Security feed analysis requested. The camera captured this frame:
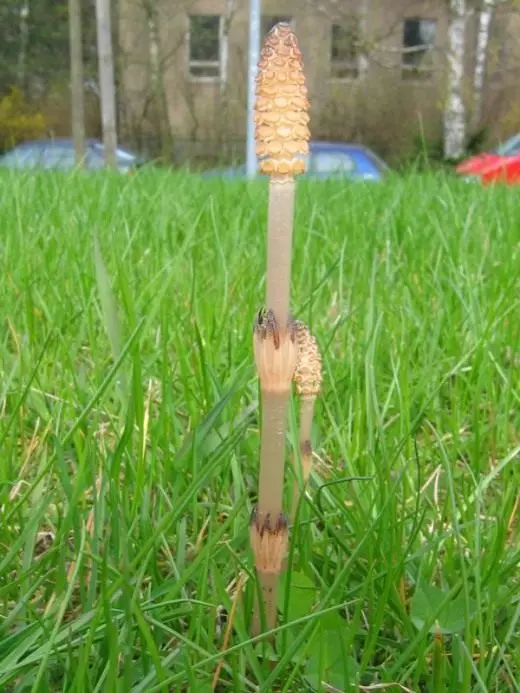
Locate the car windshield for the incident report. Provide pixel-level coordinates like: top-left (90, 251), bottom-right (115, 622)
top-left (91, 142), bottom-right (142, 165)
top-left (495, 133), bottom-right (520, 156)
top-left (0, 146), bottom-right (42, 167)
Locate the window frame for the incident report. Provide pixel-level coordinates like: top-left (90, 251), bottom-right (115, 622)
top-left (329, 22), bottom-right (361, 82)
top-left (401, 17), bottom-right (437, 82)
top-left (187, 14), bottom-right (223, 82)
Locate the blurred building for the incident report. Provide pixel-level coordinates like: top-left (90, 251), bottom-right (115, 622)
top-left (118, 0), bottom-right (520, 163)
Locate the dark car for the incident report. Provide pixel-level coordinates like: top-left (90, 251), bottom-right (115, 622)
top-left (0, 138), bottom-right (146, 173)
top-left (203, 141), bottom-right (389, 181)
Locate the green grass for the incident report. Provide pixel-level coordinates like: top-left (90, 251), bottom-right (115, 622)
top-left (0, 168), bottom-right (518, 692)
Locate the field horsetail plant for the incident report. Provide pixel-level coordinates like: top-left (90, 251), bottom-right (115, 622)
top-left (249, 22), bottom-right (319, 636)
top-left (292, 321), bottom-right (322, 517)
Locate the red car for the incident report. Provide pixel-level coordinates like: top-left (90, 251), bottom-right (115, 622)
top-left (456, 133), bottom-right (520, 185)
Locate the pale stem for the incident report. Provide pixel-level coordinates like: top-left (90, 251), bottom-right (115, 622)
top-left (299, 396), bottom-right (315, 453)
top-left (292, 396), bottom-right (316, 516)
top-left (253, 390), bottom-right (290, 633)
top-left (251, 571), bottom-right (278, 636)
top-left (258, 391), bottom-right (290, 520)
top-left (266, 178), bottom-right (295, 327)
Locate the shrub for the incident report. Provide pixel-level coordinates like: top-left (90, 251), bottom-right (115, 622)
top-left (0, 87), bottom-right (46, 152)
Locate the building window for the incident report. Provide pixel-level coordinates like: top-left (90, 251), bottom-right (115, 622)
top-left (330, 23), bottom-right (360, 80)
top-left (402, 18), bottom-right (436, 81)
top-left (262, 15), bottom-right (293, 38)
top-left (188, 15), bottom-right (221, 79)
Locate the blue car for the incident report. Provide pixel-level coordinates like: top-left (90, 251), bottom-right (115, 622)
top-left (0, 138), bottom-right (146, 173)
top-left (203, 141), bottom-right (389, 181)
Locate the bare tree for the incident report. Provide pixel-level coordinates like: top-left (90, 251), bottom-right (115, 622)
top-left (471, 0), bottom-right (494, 132)
top-left (69, 0), bottom-right (85, 165)
top-left (142, 0), bottom-right (171, 159)
top-left (443, 0), bottom-right (467, 159)
top-left (220, 0), bottom-right (235, 93)
top-left (358, 0), bottom-right (369, 78)
top-left (17, 1), bottom-right (29, 89)
top-left (117, 0), bottom-right (213, 159)
top-left (306, 0), bottom-right (412, 70)
top-left (115, 0), bottom-right (520, 164)
top-left (96, 0), bottom-right (117, 167)
top-left (469, 0), bottom-right (520, 132)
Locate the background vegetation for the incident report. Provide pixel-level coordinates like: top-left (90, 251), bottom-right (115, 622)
top-left (1, 0), bottom-right (520, 167)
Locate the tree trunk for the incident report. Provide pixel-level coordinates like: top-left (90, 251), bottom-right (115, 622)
top-left (358, 0), bottom-right (369, 79)
top-left (354, 0), bottom-right (370, 142)
top-left (471, 0), bottom-right (494, 133)
top-left (146, 5), bottom-right (171, 161)
top-left (220, 0), bottom-right (234, 95)
top-left (216, 0), bottom-right (234, 154)
top-left (69, 0), bottom-right (85, 166)
top-left (95, 0), bottom-right (117, 167)
top-left (443, 0), bottom-right (467, 160)
top-left (17, 1), bottom-right (29, 91)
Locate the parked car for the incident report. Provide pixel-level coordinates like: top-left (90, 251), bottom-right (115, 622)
top-left (456, 132), bottom-right (520, 185)
top-left (0, 138), bottom-right (146, 173)
top-left (203, 141), bottom-right (389, 181)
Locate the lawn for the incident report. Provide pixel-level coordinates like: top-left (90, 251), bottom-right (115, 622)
top-left (0, 169), bottom-right (518, 692)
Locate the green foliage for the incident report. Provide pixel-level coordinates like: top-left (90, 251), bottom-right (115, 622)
top-left (410, 584), bottom-right (477, 635)
top-left (465, 126), bottom-right (489, 156)
top-left (0, 87), bottom-right (46, 151)
top-left (93, 233), bottom-right (126, 398)
top-left (0, 0), bottom-right (97, 95)
top-left (401, 133), bottom-right (446, 172)
top-left (404, 125), bottom-right (491, 173)
top-left (0, 169), bottom-right (518, 691)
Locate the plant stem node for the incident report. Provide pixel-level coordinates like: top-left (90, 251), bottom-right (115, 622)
top-left (254, 309), bottom-right (297, 393)
top-left (249, 506), bottom-right (289, 574)
top-left (300, 439), bottom-right (312, 457)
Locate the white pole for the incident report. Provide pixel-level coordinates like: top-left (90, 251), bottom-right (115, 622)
top-left (95, 0), bottom-right (117, 168)
top-left (69, 0), bottom-right (85, 166)
top-left (246, 0), bottom-right (261, 178)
